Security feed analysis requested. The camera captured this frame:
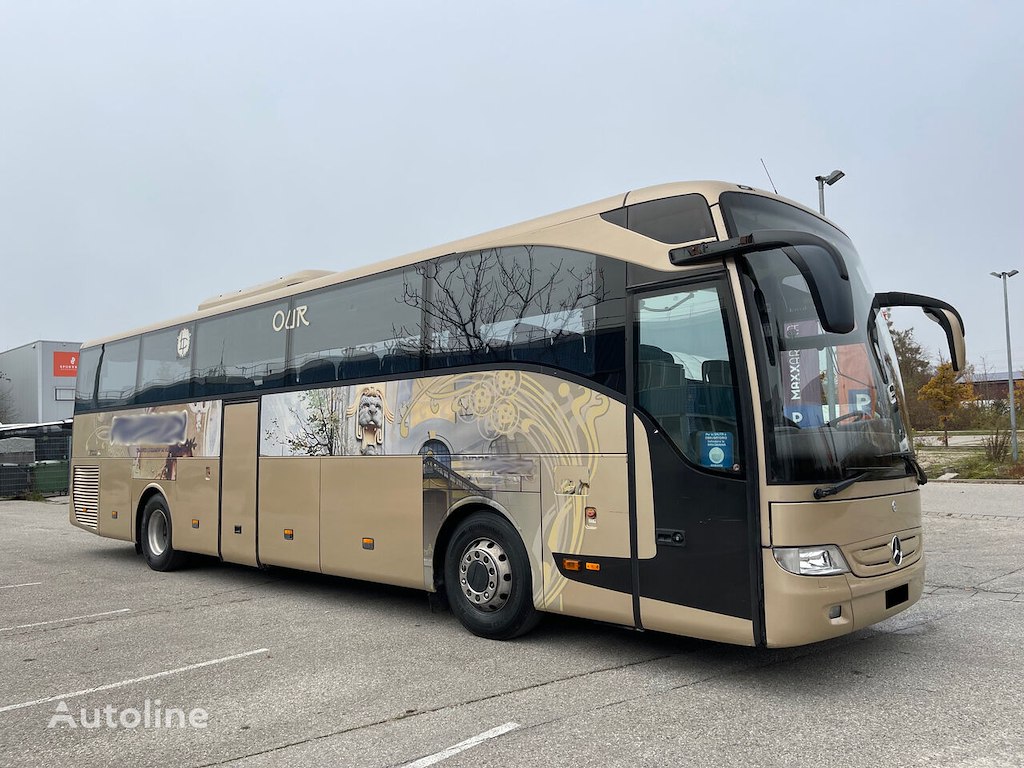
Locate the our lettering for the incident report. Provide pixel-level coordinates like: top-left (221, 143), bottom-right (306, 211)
top-left (272, 306), bottom-right (310, 332)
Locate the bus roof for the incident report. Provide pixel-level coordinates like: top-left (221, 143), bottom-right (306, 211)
top-left (82, 180), bottom-right (829, 348)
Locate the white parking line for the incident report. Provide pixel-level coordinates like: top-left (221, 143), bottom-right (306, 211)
top-left (0, 608), bottom-right (130, 632)
top-left (0, 582), bottom-right (42, 590)
top-left (401, 722), bottom-right (521, 768)
top-left (0, 648), bottom-right (270, 714)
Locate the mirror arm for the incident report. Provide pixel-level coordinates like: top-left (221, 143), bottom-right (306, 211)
top-left (873, 291), bottom-right (965, 335)
top-left (875, 291), bottom-right (966, 371)
top-left (670, 229), bottom-right (848, 279)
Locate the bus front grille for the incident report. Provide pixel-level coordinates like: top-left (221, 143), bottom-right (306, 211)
top-left (842, 529), bottom-right (921, 577)
top-left (72, 466), bottom-right (100, 529)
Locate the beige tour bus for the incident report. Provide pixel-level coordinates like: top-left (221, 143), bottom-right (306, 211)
top-left (69, 181), bottom-right (965, 647)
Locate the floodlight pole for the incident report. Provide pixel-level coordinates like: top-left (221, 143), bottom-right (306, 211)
top-left (992, 270), bottom-right (1019, 462)
top-left (814, 169), bottom-right (845, 218)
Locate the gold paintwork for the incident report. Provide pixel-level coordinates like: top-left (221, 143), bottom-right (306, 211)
top-left (762, 553), bottom-right (923, 647)
top-left (320, 456), bottom-right (424, 589)
top-left (259, 458), bottom-right (321, 571)
top-left (770, 490), bottom-right (921, 549)
top-left (640, 596), bottom-right (754, 646)
top-left (97, 459), bottom-right (132, 541)
top-left (548, 578), bottom-right (633, 627)
top-left (173, 459), bottom-right (220, 556)
top-left (220, 402), bottom-right (259, 567)
top-left (632, 417), bottom-right (656, 560)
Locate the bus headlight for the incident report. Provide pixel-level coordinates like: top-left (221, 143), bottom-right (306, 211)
top-left (772, 545), bottom-right (850, 576)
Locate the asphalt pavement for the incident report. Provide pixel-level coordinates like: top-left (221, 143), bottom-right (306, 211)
top-left (0, 483), bottom-right (1022, 768)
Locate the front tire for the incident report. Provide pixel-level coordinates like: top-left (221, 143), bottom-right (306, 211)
top-left (444, 512), bottom-right (539, 640)
top-left (140, 495), bottom-right (190, 572)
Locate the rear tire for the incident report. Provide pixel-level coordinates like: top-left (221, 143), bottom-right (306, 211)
top-left (444, 512), bottom-right (540, 640)
top-left (140, 495), bottom-right (190, 572)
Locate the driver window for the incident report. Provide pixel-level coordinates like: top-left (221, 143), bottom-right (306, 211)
top-left (636, 284), bottom-right (740, 471)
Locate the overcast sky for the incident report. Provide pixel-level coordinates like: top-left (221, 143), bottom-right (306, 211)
top-left (1, 2), bottom-right (1021, 373)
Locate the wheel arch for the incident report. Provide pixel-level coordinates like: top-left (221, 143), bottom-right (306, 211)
top-left (431, 497), bottom-right (520, 592)
top-left (134, 483), bottom-right (169, 554)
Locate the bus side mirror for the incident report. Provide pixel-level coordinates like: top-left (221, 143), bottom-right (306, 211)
top-left (670, 230), bottom-right (855, 334)
top-left (874, 292), bottom-right (967, 372)
top-left (781, 244), bottom-right (855, 335)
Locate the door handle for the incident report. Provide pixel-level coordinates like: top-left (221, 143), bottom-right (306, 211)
top-left (656, 528), bottom-right (686, 547)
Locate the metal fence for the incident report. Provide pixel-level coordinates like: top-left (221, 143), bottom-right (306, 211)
top-left (0, 422), bottom-right (72, 499)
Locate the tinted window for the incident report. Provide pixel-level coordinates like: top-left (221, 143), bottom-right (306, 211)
top-left (74, 347), bottom-right (101, 412)
top-left (636, 284), bottom-right (740, 471)
top-left (409, 246), bottom-right (604, 375)
top-left (290, 268), bottom-right (422, 382)
top-left (97, 338), bottom-right (140, 408)
top-left (601, 194), bottom-right (715, 244)
top-left (138, 325), bottom-right (194, 403)
top-left (194, 301), bottom-right (288, 395)
top-left (719, 191), bottom-right (849, 244)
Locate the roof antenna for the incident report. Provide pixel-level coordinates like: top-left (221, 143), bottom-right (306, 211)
top-left (760, 158), bottom-right (778, 194)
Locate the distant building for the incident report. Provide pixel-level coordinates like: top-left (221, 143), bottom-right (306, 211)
top-left (973, 370), bottom-right (1024, 402)
top-left (0, 340), bottom-right (82, 425)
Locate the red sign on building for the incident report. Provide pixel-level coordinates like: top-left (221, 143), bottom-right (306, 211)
top-left (53, 351), bottom-right (79, 377)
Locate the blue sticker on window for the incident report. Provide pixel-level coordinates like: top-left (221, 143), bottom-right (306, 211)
top-left (700, 431), bottom-right (734, 469)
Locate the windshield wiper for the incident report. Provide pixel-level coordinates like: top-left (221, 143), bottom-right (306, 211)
top-left (814, 452), bottom-right (927, 498)
top-left (813, 471), bottom-right (874, 499)
top-left (877, 451), bottom-right (928, 486)
top-left (814, 453), bottom-right (927, 499)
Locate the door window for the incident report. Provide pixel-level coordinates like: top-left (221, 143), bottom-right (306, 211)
top-left (636, 283), bottom-right (740, 471)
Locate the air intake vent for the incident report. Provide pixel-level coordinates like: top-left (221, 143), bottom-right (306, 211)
top-left (73, 466), bottom-right (100, 529)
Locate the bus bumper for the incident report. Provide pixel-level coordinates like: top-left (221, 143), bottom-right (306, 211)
top-left (762, 551), bottom-right (924, 648)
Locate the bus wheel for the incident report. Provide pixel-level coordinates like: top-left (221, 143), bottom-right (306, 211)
top-left (444, 513), bottom-right (539, 640)
top-left (140, 496), bottom-right (189, 572)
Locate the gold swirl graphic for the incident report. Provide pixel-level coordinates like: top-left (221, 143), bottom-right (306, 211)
top-left (397, 369), bottom-right (614, 607)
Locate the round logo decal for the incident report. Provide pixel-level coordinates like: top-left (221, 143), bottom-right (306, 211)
top-left (176, 327), bottom-right (192, 359)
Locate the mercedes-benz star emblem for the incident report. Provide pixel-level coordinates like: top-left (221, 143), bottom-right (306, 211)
top-left (891, 535), bottom-right (903, 566)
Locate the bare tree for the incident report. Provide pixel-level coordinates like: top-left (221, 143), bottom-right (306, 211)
top-left (400, 247), bottom-right (606, 358)
top-left (265, 388), bottom-right (343, 456)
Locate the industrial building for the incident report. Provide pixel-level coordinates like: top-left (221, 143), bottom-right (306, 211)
top-left (0, 340), bottom-right (82, 425)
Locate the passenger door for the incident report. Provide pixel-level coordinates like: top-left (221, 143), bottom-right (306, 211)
top-left (630, 276), bottom-right (755, 638)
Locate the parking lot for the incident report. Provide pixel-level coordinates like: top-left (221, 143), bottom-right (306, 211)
top-left (1, 483), bottom-right (1022, 768)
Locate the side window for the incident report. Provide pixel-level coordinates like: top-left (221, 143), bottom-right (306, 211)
top-left (97, 338), bottom-right (140, 408)
top-left (601, 194), bottom-right (716, 244)
top-left (412, 246), bottom-right (602, 375)
top-left (635, 283), bottom-right (740, 471)
top-left (138, 325), bottom-right (194, 404)
top-left (74, 347), bottom-right (101, 412)
top-left (289, 268), bottom-right (422, 383)
top-left (194, 302), bottom-right (288, 395)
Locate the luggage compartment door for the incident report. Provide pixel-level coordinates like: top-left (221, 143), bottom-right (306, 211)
top-left (220, 401), bottom-right (259, 566)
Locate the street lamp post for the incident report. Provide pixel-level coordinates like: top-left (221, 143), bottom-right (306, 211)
top-left (991, 269), bottom-right (1019, 462)
top-left (816, 170), bottom-right (845, 420)
top-left (815, 169), bottom-right (845, 217)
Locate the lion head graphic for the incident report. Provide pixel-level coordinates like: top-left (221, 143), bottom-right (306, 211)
top-left (344, 386), bottom-right (394, 455)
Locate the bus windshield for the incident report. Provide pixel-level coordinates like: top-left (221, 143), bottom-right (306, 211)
top-left (719, 192), bottom-right (913, 485)
top-left (744, 244), bottom-right (912, 484)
